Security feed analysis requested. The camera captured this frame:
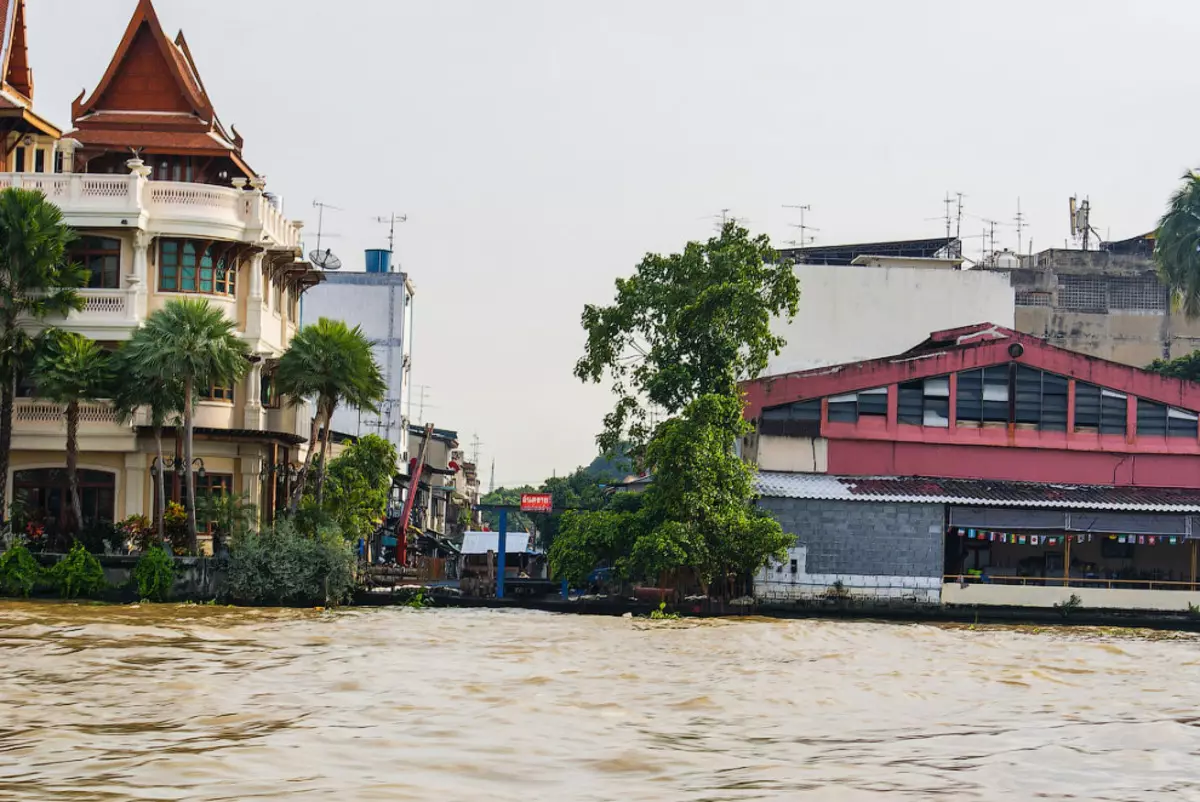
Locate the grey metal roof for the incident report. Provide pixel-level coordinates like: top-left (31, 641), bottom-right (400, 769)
top-left (757, 472), bottom-right (1200, 513)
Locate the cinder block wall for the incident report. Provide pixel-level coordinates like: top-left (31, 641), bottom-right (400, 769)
top-left (759, 498), bottom-right (946, 579)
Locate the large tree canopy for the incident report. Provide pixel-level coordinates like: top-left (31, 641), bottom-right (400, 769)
top-left (575, 222), bottom-right (800, 453)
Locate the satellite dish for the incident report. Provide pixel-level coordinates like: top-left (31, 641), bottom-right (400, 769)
top-left (308, 248), bottom-right (342, 271)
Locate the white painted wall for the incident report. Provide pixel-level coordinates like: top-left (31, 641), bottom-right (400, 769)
top-left (767, 264), bottom-right (1015, 375)
top-left (755, 546), bottom-right (942, 603)
top-left (303, 272), bottom-right (412, 457)
top-left (942, 582), bottom-right (1200, 612)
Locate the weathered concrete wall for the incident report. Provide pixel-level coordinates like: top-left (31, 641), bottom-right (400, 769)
top-left (942, 582), bottom-right (1200, 612)
top-left (996, 251), bottom-right (1200, 367)
top-left (755, 498), bottom-right (945, 602)
top-left (768, 264), bottom-right (1015, 375)
top-left (40, 554), bottom-right (227, 600)
top-left (754, 435), bottom-right (827, 473)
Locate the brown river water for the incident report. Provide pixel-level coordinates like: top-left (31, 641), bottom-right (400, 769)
top-left (1, 603), bottom-right (1198, 801)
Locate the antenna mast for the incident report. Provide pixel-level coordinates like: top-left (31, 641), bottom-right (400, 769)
top-left (783, 204), bottom-right (819, 247)
top-left (374, 212), bottom-right (408, 253)
top-left (1014, 198), bottom-right (1026, 255)
top-left (312, 200), bottom-right (342, 254)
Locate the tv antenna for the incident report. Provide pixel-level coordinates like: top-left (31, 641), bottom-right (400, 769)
top-left (783, 204), bottom-right (819, 247)
top-left (311, 200), bottom-right (343, 255)
top-left (374, 212), bottom-right (408, 253)
top-left (1014, 198), bottom-right (1026, 255)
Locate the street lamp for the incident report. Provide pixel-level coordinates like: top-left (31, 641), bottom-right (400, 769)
top-left (150, 456), bottom-right (206, 480)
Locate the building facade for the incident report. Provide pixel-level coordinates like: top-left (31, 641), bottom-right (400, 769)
top-left (769, 238), bottom-right (1015, 374)
top-left (989, 240), bottom-right (1200, 368)
top-left (301, 251), bottom-right (414, 460)
top-left (744, 322), bottom-right (1200, 611)
top-left (3, 0), bottom-right (321, 543)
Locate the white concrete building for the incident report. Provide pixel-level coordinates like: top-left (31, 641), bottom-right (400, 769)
top-left (768, 240), bottom-right (1015, 375)
top-left (302, 253), bottom-right (415, 460)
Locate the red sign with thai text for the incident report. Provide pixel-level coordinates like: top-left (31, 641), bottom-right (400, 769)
top-left (520, 493), bottom-right (553, 513)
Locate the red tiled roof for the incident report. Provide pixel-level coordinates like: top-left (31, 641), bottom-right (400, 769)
top-left (757, 472), bottom-right (1200, 512)
top-left (67, 129), bottom-right (234, 153)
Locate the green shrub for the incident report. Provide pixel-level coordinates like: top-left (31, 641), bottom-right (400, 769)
top-left (131, 547), bottom-right (176, 602)
top-left (50, 542), bottom-right (107, 599)
top-left (226, 520), bottom-right (356, 606)
top-left (0, 544), bottom-right (43, 597)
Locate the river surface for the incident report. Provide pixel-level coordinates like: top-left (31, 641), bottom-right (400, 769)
top-left (0, 603), bottom-right (1198, 801)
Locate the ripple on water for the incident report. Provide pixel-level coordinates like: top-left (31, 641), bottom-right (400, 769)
top-left (0, 602), bottom-right (1198, 801)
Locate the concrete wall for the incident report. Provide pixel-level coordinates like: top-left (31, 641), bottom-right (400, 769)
top-left (303, 273), bottom-right (411, 457)
top-left (768, 264), bottom-right (1014, 375)
top-left (755, 498), bottom-right (945, 602)
top-left (942, 582), bottom-right (1200, 612)
top-left (755, 435), bottom-right (827, 473)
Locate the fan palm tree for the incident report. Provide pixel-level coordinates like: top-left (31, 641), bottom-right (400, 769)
top-left (275, 318), bottom-right (385, 511)
top-left (110, 346), bottom-right (185, 542)
top-left (123, 298), bottom-right (249, 553)
top-left (31, 331), bottom-right (113, 538)
top-left (0, 188), bottom-right (87, 526)
top-left (1156, 171), bottom-right (1200, 318)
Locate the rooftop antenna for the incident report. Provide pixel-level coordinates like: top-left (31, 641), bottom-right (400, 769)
top-left (413, 384), bottom-right (431, 424)
top-left (1069, 196), bottom-right (1101, 251)
top-left (470, 433), bottom-right (483, 465)
top-left (489, 458), bottom-right (496, 494)
top-left (783, 204), bottom-right (819, 246)
top-left (1014, 198), bottom-right (1026, 255)
top-left (310, 200), bottom-right (343, 270)
top-left (374, 212), bottom-right (408, 253)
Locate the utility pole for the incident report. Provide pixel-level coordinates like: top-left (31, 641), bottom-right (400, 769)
top-left (489, 458), bottom-right (496, 494)
top-left (783, 204), bottom-right (819, 247)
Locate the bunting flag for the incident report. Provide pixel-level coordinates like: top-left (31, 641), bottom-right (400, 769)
top-left (952, 528), bottom-right (1186, 545)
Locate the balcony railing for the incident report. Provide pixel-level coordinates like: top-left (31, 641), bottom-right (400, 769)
top-left (0, 173), bottom-right (302, 250)
top-left (14, 399), bottom-right (124, 426)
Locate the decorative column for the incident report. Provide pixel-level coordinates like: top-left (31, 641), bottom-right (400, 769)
top-left (129, 230), bottom-right (151, 322)
top-left (243, 358), bottom-right (263, 430)
top-left (237, 452), bottom-right (264, 511)
top-left (246, 250), bottom-right (266, 341)
top-left (124, 452), bottom-right (147, 522)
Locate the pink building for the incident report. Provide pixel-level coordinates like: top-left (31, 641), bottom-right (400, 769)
top-left (743, 323), bottom-right (1200, 612)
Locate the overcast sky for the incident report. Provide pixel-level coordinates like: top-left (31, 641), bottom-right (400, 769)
top-left (33, 0), bottom-right (1200, 486)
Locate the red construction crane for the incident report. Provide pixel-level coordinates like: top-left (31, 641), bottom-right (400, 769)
top-left (396, 422), bottom-right (434, 565)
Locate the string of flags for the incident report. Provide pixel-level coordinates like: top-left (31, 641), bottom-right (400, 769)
top-left (954, 528), bottom-right (1187, 547)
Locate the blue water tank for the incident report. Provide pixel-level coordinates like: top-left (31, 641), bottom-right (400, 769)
top-left (365, 249), bottom-right (392, 273)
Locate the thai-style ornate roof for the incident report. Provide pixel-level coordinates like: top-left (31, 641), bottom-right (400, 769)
top-left (67, 0), bottom-right (254, 176)
top-left (0, 0), bottom-right (61, 137)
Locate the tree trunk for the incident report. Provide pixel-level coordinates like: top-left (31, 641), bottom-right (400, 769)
top-left (66, 400), bottom-right (83, 539)
top-left (153, 423), bottom-right (166, 543)
top-left (315, 403), bottom-right (335, 505)
top-left (0, 372), bottom-right (13, 530)
top-left (289, 402), bottom-right (325, 513)
top-left (184, 377), bottom-right (199, 554)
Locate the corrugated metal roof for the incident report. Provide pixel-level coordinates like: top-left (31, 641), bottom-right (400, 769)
top-left (460, 531), bottom-right (534, 555)
top-left (756, 472), bottom-right (1200, 512)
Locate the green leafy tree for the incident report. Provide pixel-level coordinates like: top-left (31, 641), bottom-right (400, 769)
top-left (122, 298), bottom-right (249, 553)
top-left (1156, 172), bottom-right (1200, 318)
top-left (638, 394), bottom-right (790, 593)
top-left (0, 188), bottom-right (87, 525)
top-left (1146, 351), bottom-right (1200, 383)
top-left (50, 541), bottom-right (106, 599)
top-left (110, 347), bottom-right (185, 542)
top-left (549, 507), bottom-right (640, 587)
top-left (32, 331), bottom-right (113, 538)
top-left (575, 221), bottom-right (799, 454)
top-left (275, 318), bottom-right (386, 511)
top-left (320, 435), bottom-right (399, 542)
top-left (0, 542), bottom-right (43, 597)
top-left (131, 546), bottom-right (176, 601)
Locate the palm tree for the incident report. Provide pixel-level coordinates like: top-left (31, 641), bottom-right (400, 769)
top-left (0, 188), bottom-right (87, 526)
top-left (110, 346), bottom-right (185, 542)
top-left (31, 331), bottom-right (113, 539)
top-left (123, 298), bottom-right (249, 553)
top-left (1156, 171), bottom-right (1200, 318)
top-left (275, 317), bottom-right (385, 511)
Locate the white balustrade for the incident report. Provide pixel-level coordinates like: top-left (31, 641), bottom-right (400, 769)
top-left (14, 399), bottom-right (122, 426)
top-left (1, 173), bottom-right (302, 250)
top-left (78, 289), bottom-right (127, 316)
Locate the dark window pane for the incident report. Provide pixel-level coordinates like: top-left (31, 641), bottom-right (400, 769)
top-left (857, 388), bottom-right (887, 417)
top-left (1168, 409), bottom-right (1199, 438)
top-left (1137, 399), bottom-right (1167, 436)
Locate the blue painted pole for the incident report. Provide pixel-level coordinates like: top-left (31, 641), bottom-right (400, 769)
top-left (561, 578), bottom-right (569, 600)
top-left (497, 509), bottom-right (507, 599)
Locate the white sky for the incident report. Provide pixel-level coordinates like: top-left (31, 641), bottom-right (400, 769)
top-left (33, 0), bottom-right (1200, 486)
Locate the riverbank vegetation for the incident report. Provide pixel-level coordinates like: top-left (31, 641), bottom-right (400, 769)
top-left (549, 223), bottom-right (800, 598)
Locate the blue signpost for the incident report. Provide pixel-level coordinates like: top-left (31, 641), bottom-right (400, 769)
top-left (497, 509), bottom-right (508, 599)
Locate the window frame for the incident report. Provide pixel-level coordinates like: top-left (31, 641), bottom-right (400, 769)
top-left (70, 236), bottom-right (122, 290)
top-left (158, 239), bottom-right (237, 297)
